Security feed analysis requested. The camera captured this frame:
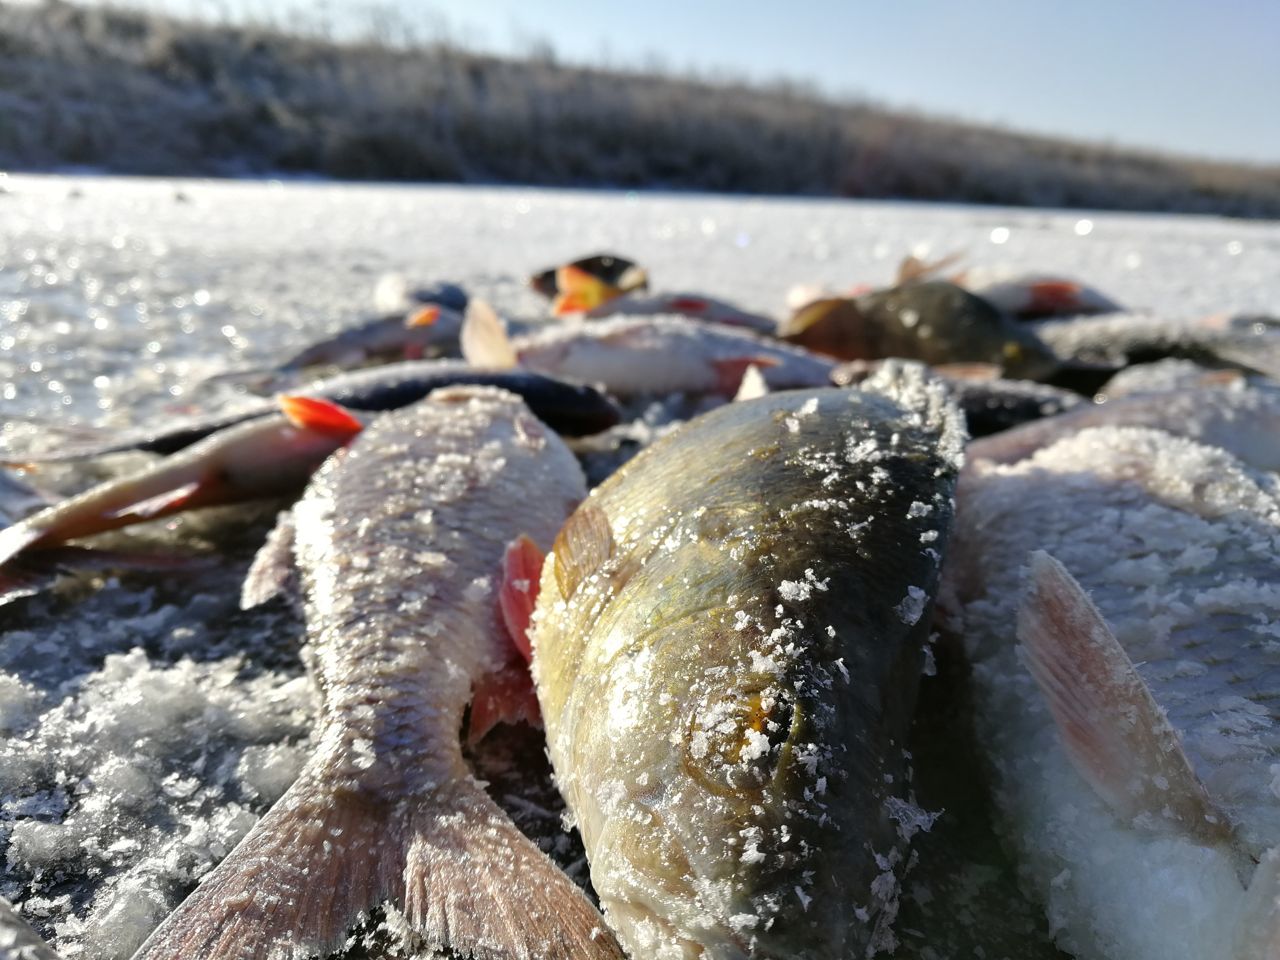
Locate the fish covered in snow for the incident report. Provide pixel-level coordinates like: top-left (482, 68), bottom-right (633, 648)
top-left (462, 301), bottom-right (835, 397)
top-left (779, 281), bottom-right (1062, 381)
top-left (0, 396), bottom-right (364, 605)
top-left (2, 363), bottom-right (620, 463)
top-left (132, 387), bottom-right (623, 960)
top-left (943, 425), bottom-right (1280, 960)
top-left (205, 303), bottom-right (466, 387)
top-left (522, 367), bottom-right (964, 958)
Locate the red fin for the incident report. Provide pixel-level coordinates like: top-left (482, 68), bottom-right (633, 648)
top-left (404, 304), bottom-right (441, 328)
top-left (552, 263), bottom-right (617, 316)
top-left (552, 503), bottom-right (615, 601)
top-left (403, 781), bottom-right (625, 959)
top-left (278, 395), bottom-right (363, 440)
top-left (1026, 280), bottom-right (1083, 314)
top-left (467, 665), bottom-right (541, 744)
top-left (499, 534), bottom-right (544, 663)
top-left (1018, 551), bottom-right (1235, 847)
top-left (667, 295), bottom-right (709, 314)
top-left (712, 355), bottom-right (781, 395)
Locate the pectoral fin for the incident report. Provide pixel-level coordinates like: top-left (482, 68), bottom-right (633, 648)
top-left (1018, 550), bottom-right (1235, 849)
top-left (460, 300), bottom-right (519, 369)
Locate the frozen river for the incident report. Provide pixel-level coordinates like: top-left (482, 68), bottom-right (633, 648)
top-left (0, 174), bottom-right (1277, 959)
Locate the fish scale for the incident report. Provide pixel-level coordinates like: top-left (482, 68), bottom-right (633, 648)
top-left (948, 425), bottom-right (1280, 960)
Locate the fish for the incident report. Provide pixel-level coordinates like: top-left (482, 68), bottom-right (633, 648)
top-left (132, 386), bottom-right (623, 960)
top-left (529, 253), bottom-right (649, 311)
top-left (1033, 311), bottom-right (1280, 381)
top-left (462, 301), bottom-right (835, 397)
top-left (969, 274), bottom-right (1124, 320)
top-left (943, 425), bottom-right (1280, 960)
top-left (0, 396), bottom-right (364, 603)
top-left (206, 303), bottom-right (466, 387)
top-left (521, 366), bottom-right (965, 958)
top-left (966, 383), bottom-right (1280, 471)
top-left (832, 360), bottom-right (1083, 438)
top-left (584, 292), bottom-right (778, 334)
top-left (1, 363), bottom-right (621, 463)
top-left (778, 281), bottom-right (1062, 381)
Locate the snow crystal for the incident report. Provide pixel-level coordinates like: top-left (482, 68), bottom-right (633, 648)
top-left (895, 586), bottom-right (929, 626)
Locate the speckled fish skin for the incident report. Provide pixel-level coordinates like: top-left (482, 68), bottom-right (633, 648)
top-left (132, 387), bottom-right (623, 960)
top-left (944, 426), bottom-right (1280, 960)
top-left (532, 371), bottom-right (964, 959)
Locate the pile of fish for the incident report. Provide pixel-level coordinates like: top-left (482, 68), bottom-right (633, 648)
top-left (2, 250), bottom-right (1279, 960)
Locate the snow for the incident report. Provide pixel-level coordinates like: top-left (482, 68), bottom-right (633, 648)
top-left (1, 174), bottom-right (1277, 959)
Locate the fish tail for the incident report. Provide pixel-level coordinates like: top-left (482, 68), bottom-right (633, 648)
top-left (131, 767), bottom-right (406, 960)
top-left (401, 778), bottom-right (625, 960)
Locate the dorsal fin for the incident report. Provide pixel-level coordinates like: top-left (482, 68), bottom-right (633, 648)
top-left (551, 503), bottom-right (614, 601)
top-left (733, 364), bottom-right (771, 401)
top-left (460, 300), bottom-right (519, 369)
top-left (278, 395), bottom-right (364, 440)
top-left (1018, 550), bottom-right (1236, 849)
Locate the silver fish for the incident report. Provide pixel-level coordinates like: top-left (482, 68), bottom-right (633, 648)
top-left (132, 387), bottom-right (622, 960)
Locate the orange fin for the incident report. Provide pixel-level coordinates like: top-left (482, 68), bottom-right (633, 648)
top-left (552, 502), bottom-right (615, 601)
top-left (467, 665), bottom-right (541, 744)
top-left (278, 395), bottom-right (364, 440)
top-left (460, 300), bottom-right (519, 369)
top-left (896, 251), bottom-right (964, 286)
top-left (552, 264), bottom-right (617, 315)
top-left (404, 304), bottom-right (441, 328)
top-left (712, 355), bottom-right (781, 395)
top-left (1018, 551), bottom-right (1235, 848)
top-left (499, 534), bottom-right (544, 663)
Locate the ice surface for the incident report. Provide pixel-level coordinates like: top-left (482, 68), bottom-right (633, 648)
top-left (2, 174), bottom-right (1275, 958)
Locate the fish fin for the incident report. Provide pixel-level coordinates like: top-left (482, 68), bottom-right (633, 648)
top-left (551, 503), bottom-right (614, 601)
top-left (932, 362), bottom-right (1002, 381)
top-left (404, 304), bottom-right (441, 328)
top-left (131, 769), bottom-right (407, 960)
top-left (402, 780), bottom-right (624, 960)
top-left (109, 481), bottom-right (203, 520)
top-left (712, 356), bottom-right (780, 395)
top-left (733, 364), bottom-right (771, 401)
top-left (552, 264), bottom-right (616, 316)
top-left (466, 665), bottom-right (542, 745)
top-left (1018, 550), bottom-right (1235, 847)
top-left (499, 534), bottom-right (544, 663)
top-left (1235, 848), bottom-right (1280, 959)
top-left (1025, 280), bottom-right (1083, 315)
top-left (896, 251), bottom-right (964, 286)
top-left (779, 297), bottom-right (842, 337)
top-left (242, 510), bottom-right (298, 609)
top-left (278, 395), bottom-right (364, 440)
top-left (461, 300), bottom-right (519, 369)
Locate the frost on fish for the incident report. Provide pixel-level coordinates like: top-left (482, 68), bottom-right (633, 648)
top-left (945, 425), bottom-right (1280, 960)
top-left (533, 379), bottom-right (964, 958)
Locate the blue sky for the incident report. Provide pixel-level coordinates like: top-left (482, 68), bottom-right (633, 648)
top-left (81, 0), bottom-right (1280, 164)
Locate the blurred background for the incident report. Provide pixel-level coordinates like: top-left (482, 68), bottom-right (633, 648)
top-left (1, 0), bottom-right (1277, 216)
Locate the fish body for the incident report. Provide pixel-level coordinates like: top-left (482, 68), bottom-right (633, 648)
top-left (467, 310), bottom-right (835, 397)
top-left (945, 426), bottom-right (1280, 960)
top-left (2, 364), bottom-right (620, 463)
top-left (531, 372), bottom-right (964, 958)
top-left (967, 384), bottom-right (1280, 471)
top-left (133, 387), bottom-right (621, 960)
top-left (780, 282), bottom-right (1061, 381)
top-left (278, 303), bottom-right (465, 370)
top-left (530, 253), bottom-right (649, 302)
top-left (969, 274), bottom-right (1123, 320)
top-left (587, 293), bottom-right (777, 333)
top-left (0, 399), bottom-right (363, 576)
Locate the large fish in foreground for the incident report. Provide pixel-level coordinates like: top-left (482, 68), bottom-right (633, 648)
top-left (944, 426), bottom-right (1280, 960)
top-left (132, 387), bottom-right (622, 960)
top-left (526, 369), bottom-right (964, 958)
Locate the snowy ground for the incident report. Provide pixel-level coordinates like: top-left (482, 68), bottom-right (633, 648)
top-left (0, 173), bottom-right (1277, 959)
